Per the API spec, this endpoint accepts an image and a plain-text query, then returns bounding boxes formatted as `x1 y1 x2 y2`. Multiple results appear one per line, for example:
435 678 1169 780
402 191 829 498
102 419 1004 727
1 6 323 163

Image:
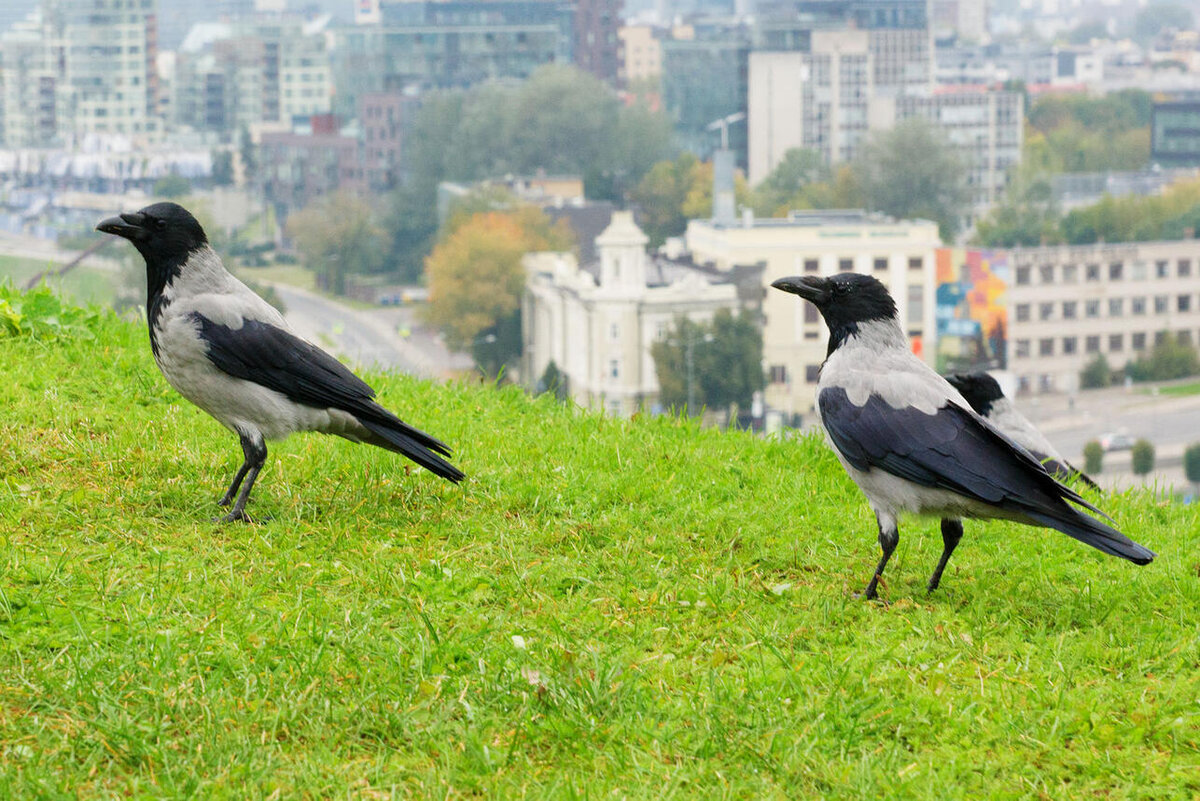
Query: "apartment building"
686 210 941 418
1007 240 1200 394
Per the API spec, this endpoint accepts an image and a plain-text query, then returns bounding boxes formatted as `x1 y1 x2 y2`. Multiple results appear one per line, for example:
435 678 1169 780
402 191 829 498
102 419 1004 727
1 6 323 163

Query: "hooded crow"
946 371 1098 490
771 273 1153 599
97 202 464 522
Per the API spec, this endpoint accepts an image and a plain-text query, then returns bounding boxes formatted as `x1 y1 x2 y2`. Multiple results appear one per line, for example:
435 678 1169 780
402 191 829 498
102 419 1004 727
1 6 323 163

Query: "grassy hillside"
1 294 1198 798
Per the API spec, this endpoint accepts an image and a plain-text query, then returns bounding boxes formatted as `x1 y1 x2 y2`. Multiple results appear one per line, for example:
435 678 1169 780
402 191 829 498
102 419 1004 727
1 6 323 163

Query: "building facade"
685 210 941 418
523 211 751 416
1007 240 1200 395
617 25 662 86
573 0 621 83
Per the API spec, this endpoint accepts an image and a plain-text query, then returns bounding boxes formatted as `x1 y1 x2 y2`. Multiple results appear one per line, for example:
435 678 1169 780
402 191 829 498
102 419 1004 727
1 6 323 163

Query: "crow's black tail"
358 411 465 484
1043 458 1100 491
1028 506 1155 565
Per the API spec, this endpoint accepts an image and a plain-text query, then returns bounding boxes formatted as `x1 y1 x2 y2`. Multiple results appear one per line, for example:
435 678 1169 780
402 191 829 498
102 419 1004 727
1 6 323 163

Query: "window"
908 257 923 271
908 284 924 324
1085 300 1100 318
1039 265 1055 284
1015 339 1030 358
1155 295 1169 314
1086 264 1100 281
838 258 853 272
610 322 620 341
1085 335 1100 353
1156 260 1169 278
1062 301 1077 319
1015 303 1030 322
1132 297 1146 315
1109 298 1123 317
1016 266 1031 285
1132 332 1146 350
609 359 620 379
1062 264 1078 283
1039 338 1054 356
769 364 787 384
1180 294 1193 312
804 258 819 273
1039 302 1054 321
1109 333 1124 352
1180 259 1192 277
873 257 888 272
1063 336 1077 355
1109 262 1123 281
805 364 821 383
1156 331 1168 346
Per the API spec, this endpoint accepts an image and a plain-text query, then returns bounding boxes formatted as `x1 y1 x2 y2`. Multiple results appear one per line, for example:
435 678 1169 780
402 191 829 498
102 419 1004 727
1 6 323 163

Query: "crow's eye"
154 218 167 231
832 283 850 296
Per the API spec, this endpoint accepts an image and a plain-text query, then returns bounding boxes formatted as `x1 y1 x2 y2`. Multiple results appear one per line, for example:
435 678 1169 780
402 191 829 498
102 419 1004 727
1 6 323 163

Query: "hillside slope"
1 300 1197 797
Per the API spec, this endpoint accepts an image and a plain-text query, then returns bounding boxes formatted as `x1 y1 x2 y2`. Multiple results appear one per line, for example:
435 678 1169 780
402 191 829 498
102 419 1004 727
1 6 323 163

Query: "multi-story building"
685 209 941 418
931 0 987 43
259 127 363 215
331 0 574 119
1007 241 1200 395
1152 96 1200 168
660 23 750 164
59 0 161 140
173 16 332 136
617 25 662 86
359 92 418 193
935 43 1104 88
523 211 754 416
574 0 622 83
895 87 1023 220
0 9 67 148
747 31 878 184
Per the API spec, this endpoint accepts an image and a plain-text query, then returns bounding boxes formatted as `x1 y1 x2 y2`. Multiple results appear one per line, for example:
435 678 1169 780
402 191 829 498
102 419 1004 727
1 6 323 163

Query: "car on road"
1099 431 1134 451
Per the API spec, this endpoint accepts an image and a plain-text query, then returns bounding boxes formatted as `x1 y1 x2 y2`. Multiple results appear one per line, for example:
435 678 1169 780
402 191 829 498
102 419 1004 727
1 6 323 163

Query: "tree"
854 118 970 241
1080 353 1113 389
650 310 763 414
1133 3 1193 44
211 151 234 186
537 360 569 401
1131 439 1156 477
154 173 192 199
425 208 572 376
630 153 700 247
1184 443 1200 491
286 191 384 295
239 126 257 184
973 172 1063 247
752 148 831 216
1083 440 1104 475
1125 333 1200 382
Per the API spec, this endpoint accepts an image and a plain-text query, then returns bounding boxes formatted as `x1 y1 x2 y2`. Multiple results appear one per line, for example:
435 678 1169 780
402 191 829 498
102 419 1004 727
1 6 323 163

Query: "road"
269 283 473 380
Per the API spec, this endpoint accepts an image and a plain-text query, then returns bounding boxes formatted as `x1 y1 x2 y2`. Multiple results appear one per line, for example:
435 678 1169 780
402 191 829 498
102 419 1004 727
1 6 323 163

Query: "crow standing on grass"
946 371 1099 490
97 202 463 522
771 273 1153 599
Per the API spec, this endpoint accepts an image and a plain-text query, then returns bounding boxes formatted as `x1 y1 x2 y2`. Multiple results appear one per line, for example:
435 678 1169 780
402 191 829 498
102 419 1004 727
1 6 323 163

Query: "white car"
1099 432 1134 452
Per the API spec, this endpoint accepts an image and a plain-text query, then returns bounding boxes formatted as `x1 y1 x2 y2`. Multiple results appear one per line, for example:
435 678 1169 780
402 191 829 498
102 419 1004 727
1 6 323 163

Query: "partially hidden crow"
946 371 1099 490
98 202 463 522
771 273 1153 599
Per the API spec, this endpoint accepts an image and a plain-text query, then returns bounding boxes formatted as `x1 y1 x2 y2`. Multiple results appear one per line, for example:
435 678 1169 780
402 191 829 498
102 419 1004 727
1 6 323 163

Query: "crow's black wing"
191 313 463 481
818 386 1152 563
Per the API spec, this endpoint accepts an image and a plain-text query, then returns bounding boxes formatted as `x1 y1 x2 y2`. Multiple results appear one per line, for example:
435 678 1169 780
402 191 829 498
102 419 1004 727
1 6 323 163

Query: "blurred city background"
3 0 1200 493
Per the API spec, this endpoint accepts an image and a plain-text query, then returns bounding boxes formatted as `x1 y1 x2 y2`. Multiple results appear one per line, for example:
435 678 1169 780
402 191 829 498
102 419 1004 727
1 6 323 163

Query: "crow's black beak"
772 275 830 305
96 211 147 241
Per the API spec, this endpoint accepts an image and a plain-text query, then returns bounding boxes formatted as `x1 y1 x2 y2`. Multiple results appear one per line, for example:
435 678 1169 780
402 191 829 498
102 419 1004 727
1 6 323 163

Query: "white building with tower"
522 211 754 417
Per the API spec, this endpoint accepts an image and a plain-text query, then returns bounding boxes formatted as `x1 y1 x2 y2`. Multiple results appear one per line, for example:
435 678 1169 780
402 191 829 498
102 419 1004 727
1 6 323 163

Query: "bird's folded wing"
818 385 1100 515
191 312 380 411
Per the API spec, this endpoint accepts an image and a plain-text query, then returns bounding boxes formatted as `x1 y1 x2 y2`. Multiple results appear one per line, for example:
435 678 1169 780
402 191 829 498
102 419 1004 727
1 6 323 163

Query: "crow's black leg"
861 513 899 600
927 518 963 593
218 433 267 523
217 459 251 507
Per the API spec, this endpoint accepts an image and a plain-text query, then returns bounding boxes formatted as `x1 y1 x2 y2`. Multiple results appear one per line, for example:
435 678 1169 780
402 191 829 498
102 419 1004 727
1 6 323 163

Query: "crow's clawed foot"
212 509 268 524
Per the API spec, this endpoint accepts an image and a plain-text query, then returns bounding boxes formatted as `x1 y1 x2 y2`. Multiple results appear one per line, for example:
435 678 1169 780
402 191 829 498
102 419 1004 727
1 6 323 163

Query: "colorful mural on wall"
935 248 1009 373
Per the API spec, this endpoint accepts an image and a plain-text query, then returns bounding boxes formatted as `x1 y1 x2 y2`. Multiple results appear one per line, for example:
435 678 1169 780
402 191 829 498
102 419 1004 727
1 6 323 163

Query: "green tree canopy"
651 310 763 414
286 191 384 295
1125 333 1200 383
854 118 970 241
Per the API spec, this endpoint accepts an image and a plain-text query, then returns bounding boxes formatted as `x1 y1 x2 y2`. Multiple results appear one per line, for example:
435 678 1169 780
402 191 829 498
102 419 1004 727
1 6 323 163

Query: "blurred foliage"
1083 440 1104 475
1131 439 1156 476
1025 90 1151 173
1079 353 1113 390
1125 333 1200 383
1132 3 1193 44
286 191 384 295
651 310 764 414
153 173 193 199
0 284 99 340
1184 443 1200 487
425 207 573 377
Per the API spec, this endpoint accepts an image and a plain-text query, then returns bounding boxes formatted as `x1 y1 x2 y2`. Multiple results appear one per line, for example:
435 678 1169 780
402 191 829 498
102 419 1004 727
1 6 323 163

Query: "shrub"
1184 443 1200 488
1131 439 1155 476
1080 353 1112 389
1083 440 1104 475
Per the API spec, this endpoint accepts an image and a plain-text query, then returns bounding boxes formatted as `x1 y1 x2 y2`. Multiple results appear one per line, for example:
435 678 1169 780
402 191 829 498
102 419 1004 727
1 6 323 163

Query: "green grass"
2 304 1199 797
1153 380 1200 398
0 253 123 308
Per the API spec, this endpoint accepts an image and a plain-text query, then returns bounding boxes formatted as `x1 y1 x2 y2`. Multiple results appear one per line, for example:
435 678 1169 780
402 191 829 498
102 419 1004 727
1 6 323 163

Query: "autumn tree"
286 191 384 294
425 208 573 376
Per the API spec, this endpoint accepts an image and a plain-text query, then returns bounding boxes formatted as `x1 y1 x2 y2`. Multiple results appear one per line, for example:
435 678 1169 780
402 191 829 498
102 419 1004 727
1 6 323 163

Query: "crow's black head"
771 273 898 330
945 371 1004 416
96 201 208 268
